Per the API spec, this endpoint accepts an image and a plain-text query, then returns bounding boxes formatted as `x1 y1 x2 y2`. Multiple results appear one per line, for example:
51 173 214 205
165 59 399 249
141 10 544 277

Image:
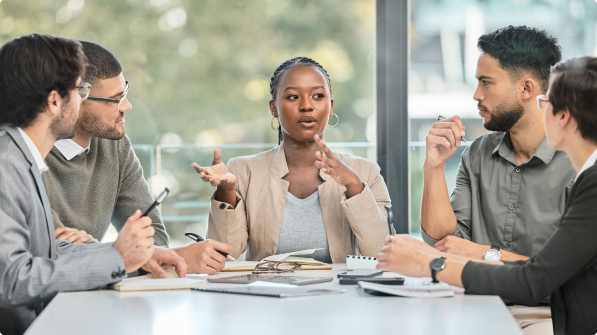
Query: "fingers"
157 249 188 278
206 240 233 255
143 258 166 278
192 163 208 175
314 134 334 157
54 226 68 237
384 235 395 246
126 209 142 223
213 148 222 165
435 117 465 142
428 128 457 149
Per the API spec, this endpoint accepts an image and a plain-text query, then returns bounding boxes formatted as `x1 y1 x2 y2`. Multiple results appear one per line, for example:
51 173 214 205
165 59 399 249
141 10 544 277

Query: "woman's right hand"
192 148 237 189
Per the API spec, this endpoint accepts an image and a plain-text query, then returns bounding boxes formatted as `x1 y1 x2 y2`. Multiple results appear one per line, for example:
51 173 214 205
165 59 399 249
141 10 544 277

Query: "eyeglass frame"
76 82 92 102
87 81 129 110
252 261 302 274
537 94 549 111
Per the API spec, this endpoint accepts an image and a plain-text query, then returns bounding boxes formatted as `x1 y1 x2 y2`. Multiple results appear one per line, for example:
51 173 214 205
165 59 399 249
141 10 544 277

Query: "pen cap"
156 188 170 203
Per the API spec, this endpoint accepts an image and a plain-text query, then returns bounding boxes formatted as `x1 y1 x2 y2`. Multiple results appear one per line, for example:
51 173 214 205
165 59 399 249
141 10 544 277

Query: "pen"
185 233 236 261
385 205 394 236
437 115 467 143
142 188 169 217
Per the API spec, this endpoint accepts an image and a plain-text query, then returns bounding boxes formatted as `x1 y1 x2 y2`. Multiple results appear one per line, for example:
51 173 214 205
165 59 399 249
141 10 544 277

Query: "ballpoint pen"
437 115 467 143
142 188 169 217
185 233 236 261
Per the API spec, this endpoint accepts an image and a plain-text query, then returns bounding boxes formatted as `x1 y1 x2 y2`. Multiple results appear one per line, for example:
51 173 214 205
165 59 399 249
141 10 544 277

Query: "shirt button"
219 203 226 210
505 242 511 248
509 204 515 210
515 168 521 173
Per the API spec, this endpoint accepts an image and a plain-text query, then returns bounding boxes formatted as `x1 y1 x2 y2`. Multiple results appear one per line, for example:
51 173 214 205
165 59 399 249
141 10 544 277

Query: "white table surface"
25 264 523 335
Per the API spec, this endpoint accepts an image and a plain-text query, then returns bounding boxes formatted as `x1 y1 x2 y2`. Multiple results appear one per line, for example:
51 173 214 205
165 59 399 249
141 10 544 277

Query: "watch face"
484 249 500 261
430 257 446 271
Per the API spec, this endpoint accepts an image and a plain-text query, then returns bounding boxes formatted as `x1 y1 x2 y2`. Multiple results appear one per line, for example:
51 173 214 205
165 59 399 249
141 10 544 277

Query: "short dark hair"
0 34 86 128
478 25 561 92
269 56 332 144
79 41 122 85
550 57 597 144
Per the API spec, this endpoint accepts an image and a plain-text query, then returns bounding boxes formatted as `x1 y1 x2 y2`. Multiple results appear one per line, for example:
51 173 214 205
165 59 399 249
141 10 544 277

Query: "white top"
575 148 597 182
16 127 48 173
54 139 91 161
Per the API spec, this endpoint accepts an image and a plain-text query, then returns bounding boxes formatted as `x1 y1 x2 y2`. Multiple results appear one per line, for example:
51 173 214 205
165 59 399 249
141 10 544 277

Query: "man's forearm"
421 164 458 239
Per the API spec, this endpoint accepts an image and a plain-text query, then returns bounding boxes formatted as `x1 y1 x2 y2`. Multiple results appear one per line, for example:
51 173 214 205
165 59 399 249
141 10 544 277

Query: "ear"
269 99 278 118
559 106 572 128
45 90 62 118
330 98 334 115
520 76 538 101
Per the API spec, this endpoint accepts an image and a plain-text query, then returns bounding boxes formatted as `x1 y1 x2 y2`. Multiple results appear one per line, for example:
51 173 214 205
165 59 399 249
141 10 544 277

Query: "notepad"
358 280 454 298
109 278 206 291
108 265 206 291
346 255 378 270
222 249 332 272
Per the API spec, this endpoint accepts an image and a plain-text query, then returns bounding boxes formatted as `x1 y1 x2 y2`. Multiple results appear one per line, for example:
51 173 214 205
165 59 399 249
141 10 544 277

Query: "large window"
1 0 376 246
408 0 597 233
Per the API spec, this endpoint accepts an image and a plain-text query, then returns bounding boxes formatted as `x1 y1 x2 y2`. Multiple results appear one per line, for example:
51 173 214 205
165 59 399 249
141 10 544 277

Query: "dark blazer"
0 126 126 335
462 160 597 335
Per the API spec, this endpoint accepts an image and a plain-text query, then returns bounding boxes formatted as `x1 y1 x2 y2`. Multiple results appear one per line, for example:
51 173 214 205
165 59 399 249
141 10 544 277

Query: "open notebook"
222 249 332 272
108 265 206 292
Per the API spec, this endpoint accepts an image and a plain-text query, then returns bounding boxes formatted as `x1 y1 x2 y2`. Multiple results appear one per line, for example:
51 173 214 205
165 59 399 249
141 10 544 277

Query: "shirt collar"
54 139 90 161
492 132 556 165
16 127 48 173
575 148 597 182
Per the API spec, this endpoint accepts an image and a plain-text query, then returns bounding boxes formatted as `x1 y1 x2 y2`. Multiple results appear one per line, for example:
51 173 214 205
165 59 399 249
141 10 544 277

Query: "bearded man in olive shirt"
420 26 576 333
43 41 232 274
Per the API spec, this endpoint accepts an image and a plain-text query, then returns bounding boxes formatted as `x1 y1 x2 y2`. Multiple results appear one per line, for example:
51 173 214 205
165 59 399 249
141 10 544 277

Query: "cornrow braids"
269 57 332 145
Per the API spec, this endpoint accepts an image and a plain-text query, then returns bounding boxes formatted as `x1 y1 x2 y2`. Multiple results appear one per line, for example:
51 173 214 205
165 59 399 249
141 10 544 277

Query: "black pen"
185 233 236 261
142 188 169 217
385 205 394 236
438 115 467 143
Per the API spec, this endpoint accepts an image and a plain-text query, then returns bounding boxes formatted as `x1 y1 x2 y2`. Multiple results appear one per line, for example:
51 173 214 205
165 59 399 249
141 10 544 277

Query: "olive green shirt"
422 132 576 257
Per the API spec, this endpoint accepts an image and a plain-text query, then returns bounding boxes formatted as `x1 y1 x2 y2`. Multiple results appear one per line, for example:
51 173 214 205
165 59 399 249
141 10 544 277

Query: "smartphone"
339 277 405 285
337 270 383 279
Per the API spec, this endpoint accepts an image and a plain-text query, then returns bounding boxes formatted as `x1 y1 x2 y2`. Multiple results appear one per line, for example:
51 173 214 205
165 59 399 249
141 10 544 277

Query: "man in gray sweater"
43 41 231 274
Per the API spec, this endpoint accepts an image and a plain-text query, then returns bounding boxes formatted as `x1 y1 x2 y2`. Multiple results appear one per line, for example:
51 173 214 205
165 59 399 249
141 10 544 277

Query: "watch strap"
491 245 501 251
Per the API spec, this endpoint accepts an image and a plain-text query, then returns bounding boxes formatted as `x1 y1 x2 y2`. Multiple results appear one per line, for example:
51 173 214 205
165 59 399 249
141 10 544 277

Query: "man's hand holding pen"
425 115 467 170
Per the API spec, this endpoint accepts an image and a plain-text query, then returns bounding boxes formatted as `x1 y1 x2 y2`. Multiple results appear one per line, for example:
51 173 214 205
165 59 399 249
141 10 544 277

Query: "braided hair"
269 57 332 145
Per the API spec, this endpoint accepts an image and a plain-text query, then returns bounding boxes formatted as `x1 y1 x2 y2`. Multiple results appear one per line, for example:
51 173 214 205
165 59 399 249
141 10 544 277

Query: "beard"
78 104 125 140
51 97 78 140
482 92 525 132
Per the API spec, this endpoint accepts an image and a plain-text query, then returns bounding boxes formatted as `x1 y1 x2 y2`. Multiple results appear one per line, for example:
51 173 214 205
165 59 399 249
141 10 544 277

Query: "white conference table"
26 264 523 335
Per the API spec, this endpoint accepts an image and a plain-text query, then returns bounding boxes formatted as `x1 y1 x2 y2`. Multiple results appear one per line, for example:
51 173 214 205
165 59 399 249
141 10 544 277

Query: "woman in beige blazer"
193 57 391 263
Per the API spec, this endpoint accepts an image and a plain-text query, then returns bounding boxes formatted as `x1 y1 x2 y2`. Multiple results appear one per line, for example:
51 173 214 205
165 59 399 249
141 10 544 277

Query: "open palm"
192 148 237 187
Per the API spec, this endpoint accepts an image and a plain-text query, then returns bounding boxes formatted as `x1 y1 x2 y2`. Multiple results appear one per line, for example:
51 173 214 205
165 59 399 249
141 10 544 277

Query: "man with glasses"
42 41 232 275
420 26 576 333
0 33 186 335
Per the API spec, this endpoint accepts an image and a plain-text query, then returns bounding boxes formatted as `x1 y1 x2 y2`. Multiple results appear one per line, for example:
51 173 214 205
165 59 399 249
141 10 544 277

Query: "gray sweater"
42 136 169 246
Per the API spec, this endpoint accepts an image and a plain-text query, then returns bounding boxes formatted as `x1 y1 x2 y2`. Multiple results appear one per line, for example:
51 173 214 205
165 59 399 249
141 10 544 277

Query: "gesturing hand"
55 226 99 243
313 134 364 198
112 210 156 273
192 148 237 188
425 115 466 169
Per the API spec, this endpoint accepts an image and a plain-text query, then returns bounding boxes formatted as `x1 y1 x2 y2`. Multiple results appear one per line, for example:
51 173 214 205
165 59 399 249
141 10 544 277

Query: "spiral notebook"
346 255 378 270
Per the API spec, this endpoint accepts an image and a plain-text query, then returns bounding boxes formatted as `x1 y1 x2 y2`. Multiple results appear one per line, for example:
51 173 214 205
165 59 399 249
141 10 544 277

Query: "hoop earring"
327 113 339 127
271 117 280 130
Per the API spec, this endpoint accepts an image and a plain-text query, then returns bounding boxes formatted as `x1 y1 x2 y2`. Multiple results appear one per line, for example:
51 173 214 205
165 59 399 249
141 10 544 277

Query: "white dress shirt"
575 148 597 182
17 127 48 173
54 139 90 161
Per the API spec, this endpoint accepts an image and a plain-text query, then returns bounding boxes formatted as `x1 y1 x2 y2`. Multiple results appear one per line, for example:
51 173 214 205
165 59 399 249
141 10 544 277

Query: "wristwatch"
483 245 501 261
430 257 446 284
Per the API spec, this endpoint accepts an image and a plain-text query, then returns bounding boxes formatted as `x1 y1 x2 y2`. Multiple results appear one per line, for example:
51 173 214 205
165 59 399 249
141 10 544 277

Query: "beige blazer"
207 144 392 263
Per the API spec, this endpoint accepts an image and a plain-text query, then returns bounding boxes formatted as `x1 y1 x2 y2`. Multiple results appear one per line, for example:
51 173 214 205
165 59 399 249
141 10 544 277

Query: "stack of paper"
222 249 332 272
358 280 454 298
